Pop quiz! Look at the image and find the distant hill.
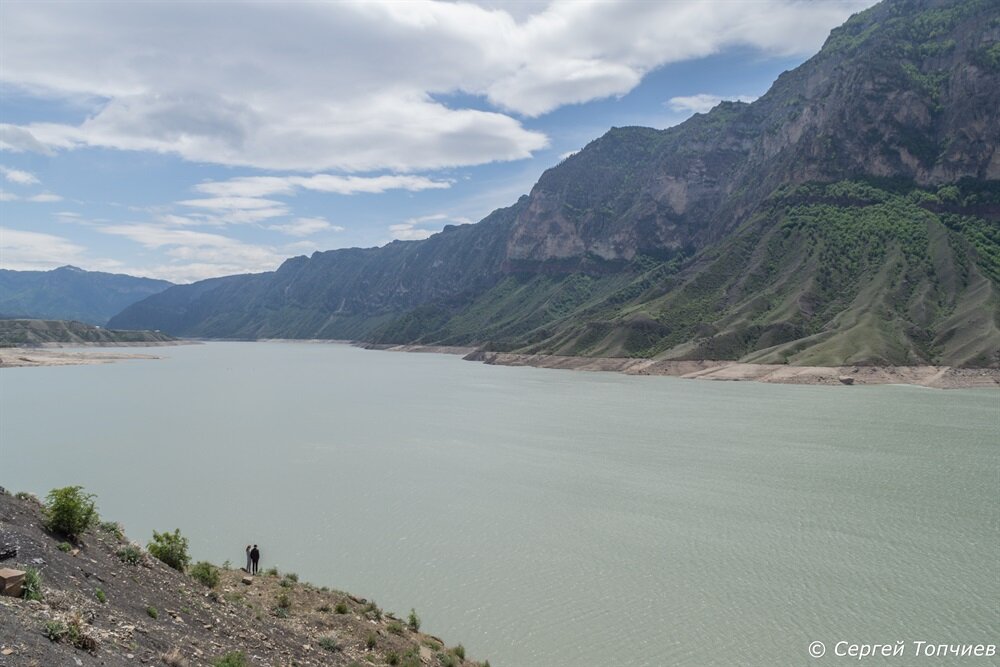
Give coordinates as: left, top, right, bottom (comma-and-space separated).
0, 266, 173, 325
111, 0, 1000, 367
0, 319, 177, 347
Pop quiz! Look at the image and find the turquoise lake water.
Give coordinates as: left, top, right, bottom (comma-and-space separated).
2, 342, 997, 665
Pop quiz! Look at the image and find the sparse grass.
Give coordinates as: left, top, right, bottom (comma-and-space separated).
387, 620, 404, 635
366, 632, 377, 650
318, 635, 340, 652
148, 529, 190, 571
276, 592, 291, 609
212, 651, 248, 667
190, 561, 220, 588
117, 543, 143, 565
279, 577, 293, 588
335, 601, 349, 614
273, 606, 289, 619
15, 491, 39, 503
366, 600, 383, 620
453, 644, 465, 660
147, 606, 159, 619
22, 568, 42, 602
99, 520, 125, 541
57, 542, 72, 552
284, 572, 298, 582
264, 566, 279, 577
43, 620, 67, 641
95, 588, 107, 604
43, 486, 98, 540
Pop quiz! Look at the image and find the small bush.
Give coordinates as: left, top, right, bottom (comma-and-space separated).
117, 543, 144, 565
57, 542, 72, 553
386, 652, 400, 666
387, 620, 404, 635
22, 568, 43, 601
407, 608, 421, 632
335, 601, 348, 614
439, 653, 458, 667
95, 588, 107, 604
366, 600, 382, 620
453, 644, 465, 660
147, 529, 190, 571
264, 566, 279, 577
189, 561, 220, 588
43, 486, 98, 540
212, 651, 247, 667
317, 635, 340, 652
147, 606, 159, 619
284, 572, 298, 582
276, 592, 291, 609
273, 606, 289, 619
15, 491, 39, 503
365, 632, 377, 650
43, 620, 67, 641
279, 577, 292, 588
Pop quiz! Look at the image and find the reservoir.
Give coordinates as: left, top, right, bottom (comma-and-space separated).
2, 342, 997, 666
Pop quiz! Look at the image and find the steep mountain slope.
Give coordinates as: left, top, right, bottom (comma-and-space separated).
111, 0, 1000, 367
0, 266, 173, 325
0, 319, 177, 347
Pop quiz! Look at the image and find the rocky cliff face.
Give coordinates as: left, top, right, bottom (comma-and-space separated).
503, 0, 999, 267
110, 0, 1000, 367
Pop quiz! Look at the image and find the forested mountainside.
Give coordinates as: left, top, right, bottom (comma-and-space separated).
0, 266, 173, 325
110, 0, 1000, 367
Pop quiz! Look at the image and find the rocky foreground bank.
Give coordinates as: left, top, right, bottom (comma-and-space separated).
0, 490, 486, 667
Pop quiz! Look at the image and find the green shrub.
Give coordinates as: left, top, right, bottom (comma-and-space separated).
387, 620, 404, 635
273, 606, 289, 619
365, 632, 377, 650
43, 620, 67, 641
95, 588, 107, 604
264, 566, 278, 577
335, 601, 348, 614
147, 529, 190, 571
317, 635, 340, 652
189, 561, 220, 588
284, 572, 298, 582
43, 486, 98, 539
57, 542, 72, 553
453, 644, 465, 660
279, 577, 292, 588
439, 653, 458, 667
366, 600, 383, 620
212, 651, 247, 667
276, 592, 291, 609
22, 568, 43, 601
117, 543, 143, 565
147, 606, 159, 619
407, 608, 421, 632
386, 652, 400, 666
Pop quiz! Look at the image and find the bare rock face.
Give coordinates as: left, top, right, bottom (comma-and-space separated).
503, 0, 999, 268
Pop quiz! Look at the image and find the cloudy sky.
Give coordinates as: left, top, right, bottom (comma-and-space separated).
0, 0, 874, 284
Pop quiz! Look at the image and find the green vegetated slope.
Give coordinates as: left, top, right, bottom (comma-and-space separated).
0, 319, 177, 347
110, 0, 1000, 367
0, 266, 173, 325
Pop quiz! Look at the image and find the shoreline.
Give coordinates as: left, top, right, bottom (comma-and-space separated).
4, 339, 998, 387
369, 344, 999, 389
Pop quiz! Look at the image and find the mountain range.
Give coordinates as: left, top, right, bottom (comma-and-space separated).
100, 0, 1000, 367
0, 266, 173, 326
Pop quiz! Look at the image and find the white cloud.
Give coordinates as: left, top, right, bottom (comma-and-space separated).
27, 192, 63, 203
97, 223, 286, 281
389, 213, 471, 241
667, 93, 758, 115
0, 1, 873, 171
268, 217, 344, 237
0, 190, 17, 202
0, 225, 87, 270
0, 165, 39, 185
195, 174, 452, 198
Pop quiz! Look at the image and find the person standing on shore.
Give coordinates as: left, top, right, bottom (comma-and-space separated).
245, 545, 252, 573
250, 544, 260, 574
